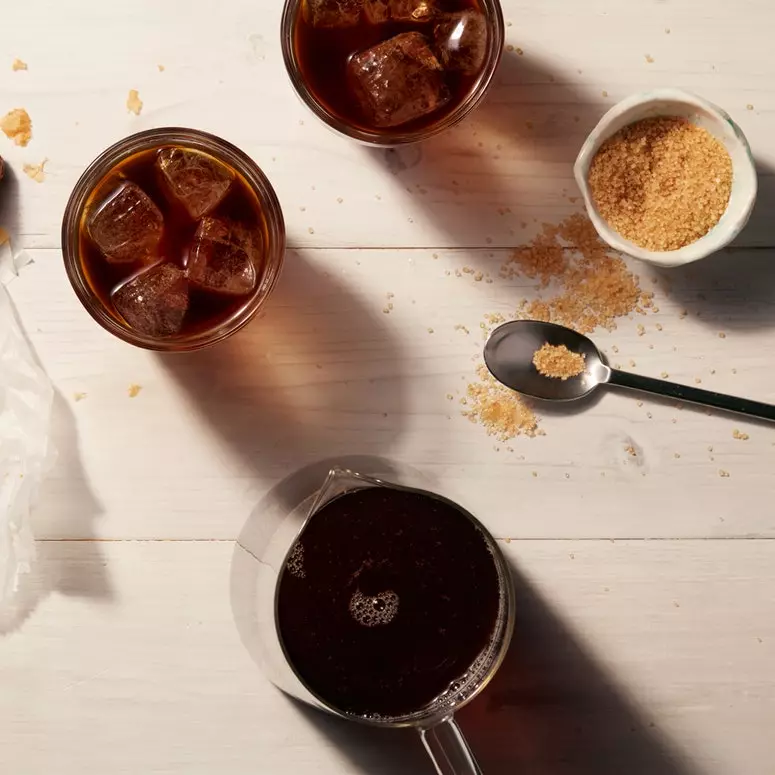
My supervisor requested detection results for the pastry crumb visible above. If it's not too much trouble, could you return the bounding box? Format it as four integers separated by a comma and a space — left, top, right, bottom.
126, 89, 143, 115
157, 64, 165, 72
1, 108, 33, 146
718, 469, 730, 478
128, 384, 142, 398
645, 54, 655, 63
732, 429, 749, 441
0, 227, 9, 246
12, 58, 28, 71
23, 158, 47, 183
73, 392, 87, 402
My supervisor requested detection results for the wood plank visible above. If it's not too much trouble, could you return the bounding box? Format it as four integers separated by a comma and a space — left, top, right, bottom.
1, 539, 773, 774
9, 247, 775, 541
1, 0, 775, 250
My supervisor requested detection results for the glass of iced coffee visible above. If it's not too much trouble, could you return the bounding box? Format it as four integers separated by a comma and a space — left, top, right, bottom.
281, 0, 504, 144
62, 128, 285, 351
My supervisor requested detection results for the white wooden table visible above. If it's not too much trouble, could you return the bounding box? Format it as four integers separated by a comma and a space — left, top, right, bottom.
2, 1, 774, 773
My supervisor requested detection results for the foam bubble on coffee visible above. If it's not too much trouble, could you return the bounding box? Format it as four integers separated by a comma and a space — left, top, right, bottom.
286, 542, 306, 579
349, 589, 399, 627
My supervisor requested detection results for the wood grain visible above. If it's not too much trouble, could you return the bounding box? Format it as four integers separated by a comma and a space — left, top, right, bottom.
1, 540, 773, 775
2, 0, 775, 772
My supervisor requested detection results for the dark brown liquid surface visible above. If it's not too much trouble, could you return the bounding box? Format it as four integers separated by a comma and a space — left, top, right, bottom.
79, 147, 267, 336
294, 0, 485, 133
277, 487, 501, 718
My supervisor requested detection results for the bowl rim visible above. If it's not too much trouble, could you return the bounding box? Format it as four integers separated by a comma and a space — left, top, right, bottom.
573, 88, 758, 268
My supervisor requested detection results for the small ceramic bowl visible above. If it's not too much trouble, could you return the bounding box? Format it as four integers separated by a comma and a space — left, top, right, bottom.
573, 89, 758, 268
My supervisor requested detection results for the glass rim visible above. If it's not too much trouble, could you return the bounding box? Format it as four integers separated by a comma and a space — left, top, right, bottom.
280, 0, 506, 146
273, 467, 517, 729
61, 127, 286, 352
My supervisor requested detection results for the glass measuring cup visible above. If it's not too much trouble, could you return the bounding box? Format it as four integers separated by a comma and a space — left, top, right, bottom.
251, 467, 516, 774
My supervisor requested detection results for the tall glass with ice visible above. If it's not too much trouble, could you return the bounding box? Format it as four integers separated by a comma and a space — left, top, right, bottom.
62, 129, 285, 351
281, 0, 504, 144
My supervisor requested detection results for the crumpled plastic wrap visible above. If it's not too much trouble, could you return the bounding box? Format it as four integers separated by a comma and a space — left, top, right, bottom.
0, 281, 53, 602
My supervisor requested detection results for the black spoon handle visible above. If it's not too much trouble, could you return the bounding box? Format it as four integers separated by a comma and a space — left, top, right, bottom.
608, 369, 775, 422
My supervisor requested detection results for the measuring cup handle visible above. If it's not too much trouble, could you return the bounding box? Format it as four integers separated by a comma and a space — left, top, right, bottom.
419, 716, 483, 775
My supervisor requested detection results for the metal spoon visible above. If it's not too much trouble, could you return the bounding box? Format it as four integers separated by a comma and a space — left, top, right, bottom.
484, 320, 775, 422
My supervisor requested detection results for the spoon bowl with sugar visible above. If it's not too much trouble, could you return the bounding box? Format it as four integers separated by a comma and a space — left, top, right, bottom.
484, 320, 775, 422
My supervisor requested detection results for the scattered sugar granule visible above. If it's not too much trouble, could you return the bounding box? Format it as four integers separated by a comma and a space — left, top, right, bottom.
427, 327, 434, 334
588, 117, 732, 251
661, 372, 669, 378
463, 365, 538, 441
533, 343, 586, 379
12, 58, 28, 71
746, 104, 754, 111
23, 158, 47, 183
73, 392, 87, 402
1, 108, 32, 146
127, 89, 143, 115
637, 324, 645, 336
732, 429, 750, 441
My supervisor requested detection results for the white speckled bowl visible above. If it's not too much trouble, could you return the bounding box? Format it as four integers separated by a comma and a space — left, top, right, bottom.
573, 89, 758, 268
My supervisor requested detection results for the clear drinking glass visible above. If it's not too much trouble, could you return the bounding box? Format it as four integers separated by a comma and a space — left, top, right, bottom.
280, 0, 505, 145
61, 128, 285, 351
253, 467, 516, 774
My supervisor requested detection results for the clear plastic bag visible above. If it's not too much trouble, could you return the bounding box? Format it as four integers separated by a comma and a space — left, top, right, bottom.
0, 282, 53, 601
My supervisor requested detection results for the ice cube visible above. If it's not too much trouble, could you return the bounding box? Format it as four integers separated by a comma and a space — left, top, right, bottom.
157, 148, 234, 220
87, 181, 163, 264
433, 10, 487, 75
363, 0, 436, 24
187, 216, 261, 296
348, 32, 450, 128
111, 263, 189, 337
303, 0, 361, 28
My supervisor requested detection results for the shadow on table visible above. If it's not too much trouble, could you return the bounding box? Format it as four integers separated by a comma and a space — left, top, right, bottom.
1, 386, 111, 637
230, 454, 434, 774
657, 159, 775, 334
363, 50, 603, 252
160, 250, 408, 487
456, 561, 697, 775
233, 527, 697, 775
0, 162, 21, 249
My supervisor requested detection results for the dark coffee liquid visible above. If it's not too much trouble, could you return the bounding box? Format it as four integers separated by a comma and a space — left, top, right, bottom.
293, 0, 486, 133
79, 147, 267, 336
277, 487, 501, 718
